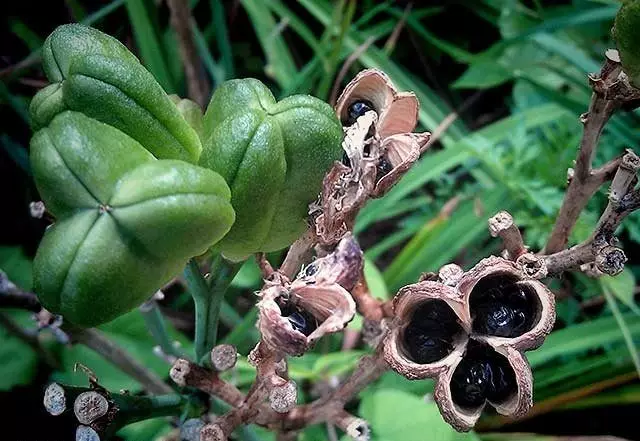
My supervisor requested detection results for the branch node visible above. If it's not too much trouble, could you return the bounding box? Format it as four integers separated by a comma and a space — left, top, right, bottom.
595, 245, 627, 276
516, 253, 549, 279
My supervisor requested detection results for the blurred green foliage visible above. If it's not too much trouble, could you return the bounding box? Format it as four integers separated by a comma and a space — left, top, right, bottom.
1, 0, 640, 440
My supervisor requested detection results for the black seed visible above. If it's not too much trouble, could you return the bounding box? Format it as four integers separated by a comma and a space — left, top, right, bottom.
450, 342, 517, 409
402, 301, 462, 364
341, 151, 351, 167
470, 275, 538, 338
344, 100, 375, 126
375, 157, 394, 183
280, 304, 318, 336
304, 263, 318, 277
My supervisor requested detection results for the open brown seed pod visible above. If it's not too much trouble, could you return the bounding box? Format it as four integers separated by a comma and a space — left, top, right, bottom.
384, 256, 555, 431
335, 69, 430, 198
383, 281, 469, 380
460, 256, 556, 351
434, 341, 533, 432
257, 236, 361, 356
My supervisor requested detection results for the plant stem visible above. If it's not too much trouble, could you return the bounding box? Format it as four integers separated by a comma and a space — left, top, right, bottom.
74, 328, 173, 394
110, 393, 185, 427
140, 299, 185, 359
184, 257, 241, 364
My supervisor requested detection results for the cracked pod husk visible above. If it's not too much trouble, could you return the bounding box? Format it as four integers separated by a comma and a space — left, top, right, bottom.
257, 236, 361, 356
434, 341, 533, 432
384, 256, 555, 431
383, 281, 469, 380
459, 256, 556, 351
335, 69, 430, 197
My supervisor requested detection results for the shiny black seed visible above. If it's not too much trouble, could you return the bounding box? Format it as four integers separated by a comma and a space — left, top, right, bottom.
403, 301, 462, 364
344, 100, 375, 126
280, 304, 318, 336
304, 263, 318, 277
403, 326, 452, 364
375, 157, 394, 183
470, 275, 538, 338
450, 342, 517, 409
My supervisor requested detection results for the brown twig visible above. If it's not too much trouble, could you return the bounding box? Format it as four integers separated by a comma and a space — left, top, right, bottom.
76, 328, 173, 394
488, 211, 527, 260
544, 52, 635, 254
170, 358, 244, 406
545, 150, 640, 276
166, 0, 209, 107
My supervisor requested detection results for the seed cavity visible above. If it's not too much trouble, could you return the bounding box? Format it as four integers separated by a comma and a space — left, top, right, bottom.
375, 157, 394, 183
402, 300, 463, 364
470, 274, 539, 338
450, 341, 517, 409
344, 100, 375, 126
280, 303, 318, 336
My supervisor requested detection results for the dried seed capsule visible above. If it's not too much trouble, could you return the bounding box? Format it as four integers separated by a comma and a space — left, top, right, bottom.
402, 300, 463, 364
450, 342, 516, 409
344, 100, 375, 126
470, 275, 538, 338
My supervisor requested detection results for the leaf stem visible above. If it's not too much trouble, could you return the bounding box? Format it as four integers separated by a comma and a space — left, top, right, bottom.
140, 299, 186, 360
184, 257, 241, 364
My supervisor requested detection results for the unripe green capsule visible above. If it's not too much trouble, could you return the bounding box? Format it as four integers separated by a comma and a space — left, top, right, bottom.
200, 79, 343, 261
32, 24, 201, 162
31, 112, 235, 326
614, 0, 640, 87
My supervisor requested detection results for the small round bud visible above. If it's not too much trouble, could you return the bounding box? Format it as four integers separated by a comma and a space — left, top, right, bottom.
595, 246, 627, 276
74, 391, 109, 424
44, 382, 66, 416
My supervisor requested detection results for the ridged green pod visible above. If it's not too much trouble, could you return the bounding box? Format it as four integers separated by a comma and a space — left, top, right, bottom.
31, 23, 201, 162
614, 0, 640, 87
200, 78, 343, 261
31, 112, 235, 326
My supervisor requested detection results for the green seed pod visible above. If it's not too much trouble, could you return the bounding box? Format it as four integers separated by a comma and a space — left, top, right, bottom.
29, 83, 66, 130
614, 0, 640, 87
169, 95, 204, 140
31, 112, 235, 327
34, 23, 201, 162
200, 79, 343, 261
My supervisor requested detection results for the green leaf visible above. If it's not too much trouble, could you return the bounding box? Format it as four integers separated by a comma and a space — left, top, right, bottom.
364, 258, 389, 300
600, 269, 640, 316
453, 61, 514, 89
0, 246, 33, 290
0, 311, 38, 390
360, 389, 477, 441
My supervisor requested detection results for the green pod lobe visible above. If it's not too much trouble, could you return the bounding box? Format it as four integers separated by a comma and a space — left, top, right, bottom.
200, 78, 343, 261
614, 0, 640, 87
31, 112, 235, 327
34, 23, 201, 162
